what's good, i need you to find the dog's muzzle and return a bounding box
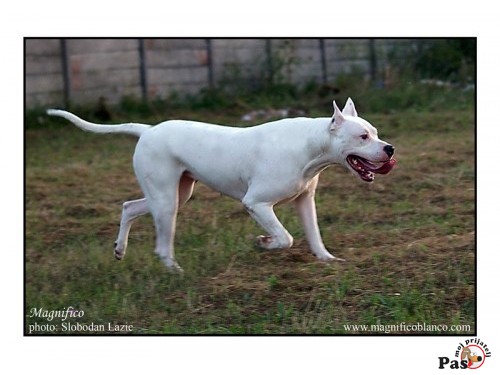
[346,154,396,182]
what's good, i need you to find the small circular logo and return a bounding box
[461,345,486,369]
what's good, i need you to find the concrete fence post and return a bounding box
[265,39,273,85]
[369,38,378,84]
[59,38,71,108]
[319,38,327,84]
[138,38,148,101]
[205,39,214,88]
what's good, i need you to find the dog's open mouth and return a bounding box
[346,155,396,182]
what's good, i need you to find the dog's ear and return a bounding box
[330,100,345,130]
[342,97,358,117]
[461,348,470,360]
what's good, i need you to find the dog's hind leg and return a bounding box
[114,198,149,260]
[149,187,183,272]
[132,134,187,272]
[113,174,194,263]
[135,166,184,272]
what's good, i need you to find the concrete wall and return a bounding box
[25,38,417,108]
[26,39,64,106]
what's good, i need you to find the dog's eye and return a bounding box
[360,134,369,140]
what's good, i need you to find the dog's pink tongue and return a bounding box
[374,159,396,175]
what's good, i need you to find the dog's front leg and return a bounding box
[243,199,293,250]
[295,179,343,261]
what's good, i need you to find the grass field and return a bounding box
[25,101,475,334]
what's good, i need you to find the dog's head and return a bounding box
[461,347,483,363]
[330,98,396,183]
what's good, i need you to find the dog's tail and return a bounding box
[46,109,151,137]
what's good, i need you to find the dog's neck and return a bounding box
[299,118,341,180]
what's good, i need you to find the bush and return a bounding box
[390,39,475,83]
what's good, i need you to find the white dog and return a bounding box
[47,98,395,273]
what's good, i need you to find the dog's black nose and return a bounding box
[384,144,395,158]
[477,356,482,361]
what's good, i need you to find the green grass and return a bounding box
[25,92,475,334]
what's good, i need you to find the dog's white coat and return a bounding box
[47,98,394,272]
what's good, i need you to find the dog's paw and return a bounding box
[114,241,126,260]
[255,234,293,250]
[256,235,274,249]
[316,253,345,262]
[160,256,185,274]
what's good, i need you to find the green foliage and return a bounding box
[26,80,474,132]
[389,39,475,83]
[415,39,475,82]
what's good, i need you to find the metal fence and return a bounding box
[25,38,419,108]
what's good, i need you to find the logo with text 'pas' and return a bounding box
[439,338,491,370]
